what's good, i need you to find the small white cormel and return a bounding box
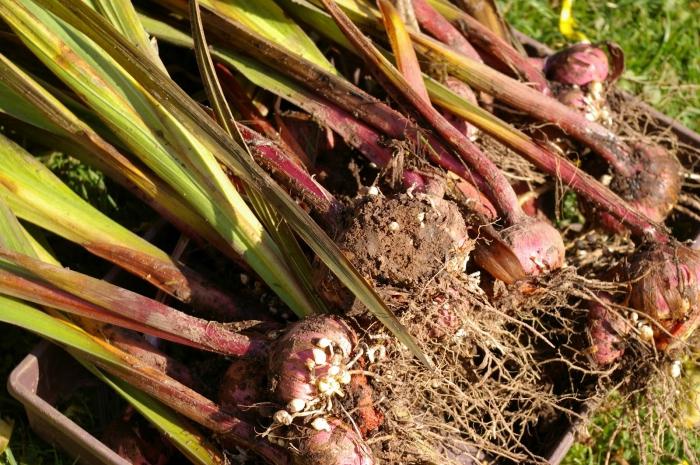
[367,185,380,196]
[339,370,352,385]
[336,337,353,357]
[317,376,340,395]
[670,360,682,379]
[273,410,293,426]
[311,417,331,432]
[312,348,327,365]
[287,398,306,414]
[639,325,654,341]
[388,221,400,232]
[316,337,332,349]
[327,365,341,376]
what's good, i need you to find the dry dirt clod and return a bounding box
[316,193,472,310]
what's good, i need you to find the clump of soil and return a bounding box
[318,193,472,309]
[311,192,609,464]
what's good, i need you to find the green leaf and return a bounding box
[0,418,13,456]
[0,131,198,298]
[0,0,319,317]
[0,191,225,465]
[0,296,129,367]
[197,0,335,72]
[0,199,40,259]
[0,165,225,464]
[38,0,431,368]
[0,53,232,260]
[189,0,325,314]
[89,0,166,71]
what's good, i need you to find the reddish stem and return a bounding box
[93,357,288,465]
[479,118,669,243]
[99,326,196,386]
[257,81,393,167]
[188,7,500,215]
[216,63,311,167]
[254,68,495,215]
[412,0,481,61]
[236,123,342,223]
[0,269,201,349]
[412,33,637,177]
[321,0,523,225]
[0,249,267,357]
[442,6,550,93]
[453,0,512,44]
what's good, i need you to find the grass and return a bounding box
[0,1,698,464]
[505,2,700,463]
[503,0,700,132]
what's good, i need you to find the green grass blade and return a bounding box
[43,0,431,367]
[0,0,319,317]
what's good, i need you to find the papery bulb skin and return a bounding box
[626,244,700,349]
[598,143,682,234]
[587,295,630,365]
[501,217,566,276]
[269,316,356,404]
[293,418,374,465]
[544,43,609,86]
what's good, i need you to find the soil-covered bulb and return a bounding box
[587,294,630,365]
[627,243,700,350]
[269,316,356,404]
[502,217,566,276]
[294,418,374,465]
[598,143,682,234]
[218,359,266,422]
